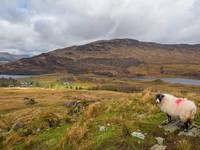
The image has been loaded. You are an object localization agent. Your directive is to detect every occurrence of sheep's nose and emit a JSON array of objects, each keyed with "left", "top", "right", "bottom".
[{"left": 156, "top": 99, "right": 160, "bottom": 103}]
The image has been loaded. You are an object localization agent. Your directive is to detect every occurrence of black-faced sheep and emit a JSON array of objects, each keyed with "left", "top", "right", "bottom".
[{"left": 155, "top": 93, "right": 197, "bottom": 131}]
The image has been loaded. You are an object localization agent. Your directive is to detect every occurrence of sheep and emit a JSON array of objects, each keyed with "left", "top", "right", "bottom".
[{"left": 155, "top": 93, "right": 197, "bottom": 131}]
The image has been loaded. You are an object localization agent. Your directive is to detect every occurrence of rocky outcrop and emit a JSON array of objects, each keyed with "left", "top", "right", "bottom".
[{"left": 160, "top": 119, "right": 200, "bottom": 137}]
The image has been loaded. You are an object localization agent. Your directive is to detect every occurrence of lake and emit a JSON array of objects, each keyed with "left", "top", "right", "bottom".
[
  {"left": 0, "top": 74, "right": 35, "bottom": 79},
  {"left": 133, "top": 77, "right": 200, "bottom": 86}
]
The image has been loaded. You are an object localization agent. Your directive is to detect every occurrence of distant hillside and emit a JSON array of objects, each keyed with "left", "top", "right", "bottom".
[
  {"left": 0, "top": 39, "right": 200, "bottom": 78},
  {"left": 0, "top": 52, "right": 29, "bottom": 62}
]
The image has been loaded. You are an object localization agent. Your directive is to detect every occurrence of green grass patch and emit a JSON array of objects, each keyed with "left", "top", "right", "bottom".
[
  {"left": 14, "top": 123, "right": 71, "bottom": 150},
  {"left": 141, "top": 113, "right": 166, "bottom": 133},
  {"left": 195, "top": 118, "right": 200, "bottom": 126},
  {"left": 91, "top": 127, "right": 119, "bottom": 149}
]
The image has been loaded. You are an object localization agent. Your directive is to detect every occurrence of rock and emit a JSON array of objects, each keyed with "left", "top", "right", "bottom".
[
  {"left": 163, "top": 120, "right": 181, "bottom": 133},
  {"left": 24, "top": 98, "right": 37, "bottom": 105},
  {"left": 41, "top": 112, "right": 60, "bottom": 128},
  {"left": 178, "top": 127, "right": 200, "bottom": 137},
  {"left": 36, "top": 128, "right": 41, "bottom": 133},
  {"left": 99, "top": 126, "right": 106, "bottom": 132},
  {"left": 11, "top": 121, "right": 24, "bottom": 131},
  {"left": 150, "top": 144, "right": 167, "bottom": 150},
  {"left": 67, "top": 108, "right": 76, "bottom": 115},
  {"left": 156, "top": 137, "right": 164, "bottom": 145},
  {"left": 137, "top": 114, "right": 145, "bottom": 119},
  {"left": 67, "top": 106, "right": 84, "bottom": 115},
  {"left": 163, "top": 119, "right": 200, "bottom": 136},
  {"left": 64, "top": 101, "right": 76, "bottom": 107},
  {"left": 48, "top": 116, "right": 59, "bottom": 127},
  {"left": 19, "top": 129, "right": 31, "bottom": 136},
  {"left": 131, "top": 132, "right": 145, "bottom": 140},
  {"left": 76, "top": 104, "right": 84, "bottom": 112}
]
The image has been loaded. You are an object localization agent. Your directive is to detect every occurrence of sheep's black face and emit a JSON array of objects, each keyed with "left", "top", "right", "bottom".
[{"left": 155, "top": 94, "right": 165, "bottom": 104}]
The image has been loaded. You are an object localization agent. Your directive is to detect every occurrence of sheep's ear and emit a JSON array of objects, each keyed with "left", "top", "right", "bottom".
[{"left": 161, "top": 94, "right": 165, "bottom": 98}]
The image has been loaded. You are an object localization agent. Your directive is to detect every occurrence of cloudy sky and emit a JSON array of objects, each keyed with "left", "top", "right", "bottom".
[{"left": 0, "top": 0, "right": 200, "bottom": 55}]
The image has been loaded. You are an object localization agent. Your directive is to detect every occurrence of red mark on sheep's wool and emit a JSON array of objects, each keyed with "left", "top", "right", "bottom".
[{"left": 176, "top": 98, "right": 184, "bottom": 105}]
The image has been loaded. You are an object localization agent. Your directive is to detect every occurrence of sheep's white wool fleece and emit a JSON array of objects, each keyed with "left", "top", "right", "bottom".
[{"left": 159, "top": 94, "right": 197, "bottom": 122}]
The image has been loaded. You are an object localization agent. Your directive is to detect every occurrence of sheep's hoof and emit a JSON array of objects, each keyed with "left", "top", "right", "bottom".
[
  {"left": 162, "top": 120, "right": 170, "bottom": 125},
  {"left": 184, "top": 129, "right": 189, "bottom": 132}
]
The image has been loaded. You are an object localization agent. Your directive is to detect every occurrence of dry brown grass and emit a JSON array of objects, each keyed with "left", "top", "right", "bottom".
[
  {"left": 140, "top": 89, "right": 155, "bottom": 104},
  {"left": 117, "top": 98, "right": 133, "bottom": 109},
  {"left": 0, "top": 80, "right": 200, "bottom": 149},
  {"left": 23, "top": 137, "right": 35, "bottom": 149},
  {"left": 0, "top": 88, "right": 65, "bottom": 113},
  {"left": 146, "top": 103, "right": 160, "bottom": 114},
  {"left": 3, "top": 133, "right": 24, "bottom": 149},
  {"left": 112, "top": 116, "right": 123, "bottom": 124},
  {"left": 83, "top": 102, "right": 102, "bottom": 119},
  {"left": 0, "top": 116, "right": 11, "bottom": 129},
  {"left": 58, "top": 123, "right": 89, "bottom": 150},
  {"left": 177, "top": 139, "right": 191, "bottom": 150}
]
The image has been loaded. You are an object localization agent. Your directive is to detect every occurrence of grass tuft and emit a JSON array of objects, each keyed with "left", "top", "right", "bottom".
[
  {"left": 177, "top": 139, "right": 191, "bottom": 150},
  {"left": 84, "top": 102, "right": 102, "bottom": 119},
  {"left": 58, "top": 123, "right": 89, "bottom": 149}
]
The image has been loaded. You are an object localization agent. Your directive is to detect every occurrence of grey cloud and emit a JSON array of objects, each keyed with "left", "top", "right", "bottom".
[{"left": 0, "top": 0, "right": 200, "bottom": 55}]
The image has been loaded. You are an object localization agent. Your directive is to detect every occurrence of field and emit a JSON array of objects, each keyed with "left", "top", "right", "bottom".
[{"left": 0, "top": 74, "right": 200, "bottom": 149}]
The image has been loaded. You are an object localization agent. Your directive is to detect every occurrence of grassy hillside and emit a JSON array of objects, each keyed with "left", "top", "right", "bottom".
[
  {"left": 0, "top": 39, "right": 200, "bottom": 78},
  {"left": 0, "top": 74, "right": 200, "bottom": 149}
]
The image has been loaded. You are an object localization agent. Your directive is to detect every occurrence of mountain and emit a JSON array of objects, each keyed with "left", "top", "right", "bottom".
[
  {"left": 0, "top": 52, "right": 30, "bottom": 62},
  {"left": 0, "top": 38, "right": 200, "bottom": 78}
]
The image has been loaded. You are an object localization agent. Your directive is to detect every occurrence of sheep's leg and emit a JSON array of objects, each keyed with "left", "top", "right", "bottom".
[
  {"left": 184, "top": 120, "right": 190, "bottom": 132},
  {"left": 166, "top": 114, "right": 172, "bottom": 123},
  {"left": 162, "top": 114, "right": 171, "bottom": 125}
]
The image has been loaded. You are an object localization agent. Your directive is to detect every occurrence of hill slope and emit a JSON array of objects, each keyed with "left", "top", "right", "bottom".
[
  {"left": 0, "top": 52, "right": 29, "bottom": 62},
  {"left": 0, "top": 76, "right": 200, "bottom": 149},
  {"left": 0, "top": 39, "right": 200, "bottom": 78}
]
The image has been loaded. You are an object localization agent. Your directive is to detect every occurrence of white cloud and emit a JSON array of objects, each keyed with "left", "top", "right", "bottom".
[{"left": 0, "top": 0, "right": 199, "bottom": 55}]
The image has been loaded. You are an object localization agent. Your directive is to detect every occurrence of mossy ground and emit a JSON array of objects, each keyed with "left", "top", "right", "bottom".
[{"left": 0, "top": 74, "right": 200, "bottom": 149}]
